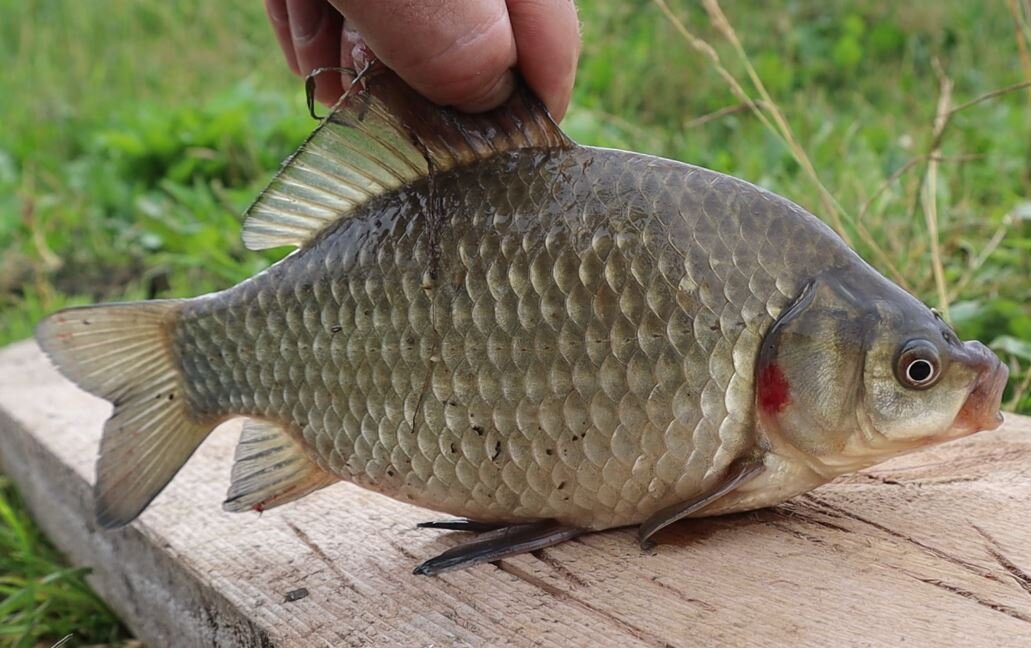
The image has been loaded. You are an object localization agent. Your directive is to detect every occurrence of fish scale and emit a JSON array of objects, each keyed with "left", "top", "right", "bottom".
[
  {"left": 171, "top": 147, "right": 845, "bottom": 530},
  {"left": 37, "top": 74, "right": 1006, "bottom": 573}
]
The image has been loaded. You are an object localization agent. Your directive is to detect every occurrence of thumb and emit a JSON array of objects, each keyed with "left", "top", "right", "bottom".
[{"left": 327, "top": 0, "right": 517, "bottom": 113}]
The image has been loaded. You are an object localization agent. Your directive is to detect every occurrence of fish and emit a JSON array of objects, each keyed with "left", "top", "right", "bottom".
[{"left": 36, "top": 69, "right": 1009, "bottom": 575}]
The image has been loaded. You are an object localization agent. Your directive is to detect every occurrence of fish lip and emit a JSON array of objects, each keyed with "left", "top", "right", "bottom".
[{"left": 955, "top": 358, "right": 1009, "bottom": 433}]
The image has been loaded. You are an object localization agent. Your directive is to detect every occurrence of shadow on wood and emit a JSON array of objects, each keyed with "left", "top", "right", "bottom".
[{"left": 1, "top": 340, "right": 1029, "bottom": 647}]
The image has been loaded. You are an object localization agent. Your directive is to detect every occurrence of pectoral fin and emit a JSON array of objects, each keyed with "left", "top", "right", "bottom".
[{"left": 638, "top": 458, "right": 765, "bottom": 547}]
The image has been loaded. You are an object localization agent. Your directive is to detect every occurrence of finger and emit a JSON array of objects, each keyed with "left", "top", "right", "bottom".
[
  {"left": 507, "top": 0, "right": 581, "bottom": 121},
  {"left": 328, "top": 0, "right": 518, "bottom": 113},
  {"left": 266, "top": 0, "right": 300, "bottom": 75},
  {"left": 286, "top": 0, "right": 345, "bottom": 105}
]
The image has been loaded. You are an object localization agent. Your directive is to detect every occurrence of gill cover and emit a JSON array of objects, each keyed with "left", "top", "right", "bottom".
[{"left": 755, "top": 277, "right": 877, "bottom": 456}]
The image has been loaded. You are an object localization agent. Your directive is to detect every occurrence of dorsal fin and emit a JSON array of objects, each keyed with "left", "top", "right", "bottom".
[{"left": 242, "top": 69, "right": 574, "bottom": 250}]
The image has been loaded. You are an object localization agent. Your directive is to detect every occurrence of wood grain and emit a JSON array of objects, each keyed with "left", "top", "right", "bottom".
[{"left": 1, "top": 339, "right": 1029, "bottom": 647}]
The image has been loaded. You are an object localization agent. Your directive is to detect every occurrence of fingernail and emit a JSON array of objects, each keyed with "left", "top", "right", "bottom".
[
  {"left": 456, "top": 70, "right": 516, "bottom": 113},
  {"left": 342, "top": 24, "right": 375, "bottom": 71},
  {"left": 288, "top": 0, "right": 326, "bottom": 43}
]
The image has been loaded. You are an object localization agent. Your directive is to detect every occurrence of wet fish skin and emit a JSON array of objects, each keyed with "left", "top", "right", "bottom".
[{"left": 174, "top": 147, "right": 850, "bottom": 529}]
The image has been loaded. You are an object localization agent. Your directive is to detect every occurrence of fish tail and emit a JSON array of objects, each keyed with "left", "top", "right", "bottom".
[{"left": 36, "top": 300, "right": 217, "bottom": 528}]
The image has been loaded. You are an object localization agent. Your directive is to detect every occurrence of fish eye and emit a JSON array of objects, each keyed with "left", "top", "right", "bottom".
[{"left": 895, "top": 341, "right": 941, "bottom": 390}]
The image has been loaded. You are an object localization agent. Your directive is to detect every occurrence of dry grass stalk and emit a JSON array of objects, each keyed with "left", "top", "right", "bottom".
[
  {"left": 922, "top": 59, "right": 954, "bottom": 321},
  {"left": 1007, "top": 0, "right": 1031, "bottom": 105},
  {"left": 653, "top": 0, "right": 911, "bottom": 288}
]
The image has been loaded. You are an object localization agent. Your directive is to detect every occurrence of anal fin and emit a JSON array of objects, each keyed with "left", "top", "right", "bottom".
[{"left": 223, "top": 420, "right": 337, "bottom": 513}]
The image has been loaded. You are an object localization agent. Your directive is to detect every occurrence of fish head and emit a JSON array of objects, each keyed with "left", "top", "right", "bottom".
[
  {"left": 756, "top": 269, "right": 1008, "bottom": 474},
  {"left": 856, "top": 294, "right": 1008, "bottom": 450}
]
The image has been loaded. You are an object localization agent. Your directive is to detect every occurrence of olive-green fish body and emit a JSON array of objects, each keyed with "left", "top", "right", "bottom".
[{"left": 175, "top": 147, "right": 850, "bottom": 530}]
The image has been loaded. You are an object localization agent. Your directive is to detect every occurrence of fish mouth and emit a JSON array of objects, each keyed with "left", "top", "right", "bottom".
[{"left": 954, "top": 353, "right": 1008, "bottom": 433}]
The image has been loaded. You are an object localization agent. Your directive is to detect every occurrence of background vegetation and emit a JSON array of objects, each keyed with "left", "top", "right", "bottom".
[{"left": 1, "top": 0, "right": 1028, "bottom": 644}]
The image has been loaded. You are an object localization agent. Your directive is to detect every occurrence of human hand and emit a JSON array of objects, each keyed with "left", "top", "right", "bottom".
[{"left": 265, "top": 0, "right": 580, "bottom": 121}]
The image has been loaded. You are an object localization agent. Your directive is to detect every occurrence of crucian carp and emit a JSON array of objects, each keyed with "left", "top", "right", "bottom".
[{"left": 36, "top": 70, "right": 1007, "bottom": 575}]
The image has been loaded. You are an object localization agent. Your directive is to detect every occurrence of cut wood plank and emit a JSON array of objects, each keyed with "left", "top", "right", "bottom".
[{"left": 1, "top": 338, "right": 1029, "bottom": 647}]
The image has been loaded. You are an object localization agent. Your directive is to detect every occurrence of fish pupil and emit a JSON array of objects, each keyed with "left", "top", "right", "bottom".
[{"left": 907, "top": 359, "right": 933, "bottom": 383}]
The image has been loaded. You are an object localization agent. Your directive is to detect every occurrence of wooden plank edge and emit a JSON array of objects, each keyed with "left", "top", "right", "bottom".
[{"left": 0, "top": 403, "right": 273, "bottom": 648}]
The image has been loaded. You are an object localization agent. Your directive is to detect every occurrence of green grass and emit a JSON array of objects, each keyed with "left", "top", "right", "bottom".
[
  {"left": 0, "top": 477, "right": 128, "bottom": 646},
  {"left": 1, "top": 0, "right": 1029, "bottom": 643}
]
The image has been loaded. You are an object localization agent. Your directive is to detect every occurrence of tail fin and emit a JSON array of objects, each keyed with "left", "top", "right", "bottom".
[{"left": 36, "top": 301, "right": 218, "bottom": 528}]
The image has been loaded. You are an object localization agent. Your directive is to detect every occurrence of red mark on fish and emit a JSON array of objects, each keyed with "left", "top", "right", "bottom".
[{"left": 758, "top": 362, "right": 791, "bottom": 413}]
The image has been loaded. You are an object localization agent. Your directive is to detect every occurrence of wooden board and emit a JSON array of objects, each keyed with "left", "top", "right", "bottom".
[{"left": 1, "top": 338, "right": 1030, "bottom": 647}]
